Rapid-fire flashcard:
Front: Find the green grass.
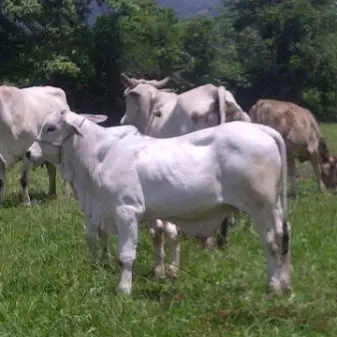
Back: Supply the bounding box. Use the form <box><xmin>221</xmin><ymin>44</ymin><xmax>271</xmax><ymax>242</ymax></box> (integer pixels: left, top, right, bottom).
<box><xmin>0</xmin><ymin>124</ymin><xmax>337</xmax><ymax>336</ymax></box>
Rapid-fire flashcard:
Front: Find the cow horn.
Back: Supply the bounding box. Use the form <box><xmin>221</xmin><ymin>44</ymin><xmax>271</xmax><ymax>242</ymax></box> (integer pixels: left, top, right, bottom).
<box><xmin>121</xmin><ymin>73</ymin><xmax>138</xmax><ymax>88</ymax></box>
<box><xmin>152</xmin><ymin>76</ymin><xmax>171</xmax><ymax>89</ymax></box>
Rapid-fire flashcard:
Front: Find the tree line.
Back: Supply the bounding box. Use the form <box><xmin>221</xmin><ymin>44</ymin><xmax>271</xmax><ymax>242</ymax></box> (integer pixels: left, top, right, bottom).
<box><xmin>1</xmin><ymin>0</ymin><xmax>337</xmax><ymax>124</ymax></box>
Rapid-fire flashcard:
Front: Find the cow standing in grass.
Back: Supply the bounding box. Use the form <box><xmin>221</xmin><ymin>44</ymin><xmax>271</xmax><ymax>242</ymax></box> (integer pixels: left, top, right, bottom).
<box><xmin>120</xmin><ymin>73</ymin><xmax>250</xmax><ymax>280</ymax></box>
<box><xmin>0</xmin><ymin>85</ymin><xmax>70</xmax><ymax>206</ymax></box>
<box><xmin>26</xmin><ymin>109</ymin><xmax>291</xmax><ymax>296</ymax></box>
<box><xmin>249</xmin><ymin>99</ymin><xmax>333</xmax><ymax>198</ymax></box>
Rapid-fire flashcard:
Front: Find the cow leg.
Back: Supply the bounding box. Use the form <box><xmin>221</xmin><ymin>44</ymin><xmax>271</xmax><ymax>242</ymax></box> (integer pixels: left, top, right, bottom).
<box><xmin>217</xmin><ymin>217</ymin><xmax>229</xmax><ymax>248</ymax></box>
<box><xmin>252</xmin><ymin>201</ymin><xmax>292</xmax><ymax>295</ymax></box>
<box><xmin>115</xmin><ymin>209</ymin><xmax>138</xmax><ymax>295</ymax></box>
<box><xmin>310</xmin><ymin>152</ymin><xmax>327</xmax><ymax>193</ymax></box>
<box><xmin>149</xmin><ymin>220</ymin><xmax>166</xmax><ymax>280</ymax></box>
<box><xmin>98</xmin><ymin>227</ymin><xmax>109</xmax><ymax>268</ymax></box>
<box><xmin>203</xmin><ymin>235</ymin><xmax>217</xmax><ymax>250</ymax></box>
<box><xmin>63</xmin><ymin>181</ymin><xmax>72</xmax><ymax>198</ymax></box>
<box><xmin>164</xmin><ymin>222</ymin><xmax>181</xmax><ymax>280</ymax></box>
<box><xmin>20</xmin><ymin>159</ymin><xmax>32</xmax><ymax>206</ymax></box>
<box><xmin>216</xmin><ymin>211</ymin><xmax>242</xmax><ymax>248</ymax></box>
<box><xmin>86</xmin><ymin>219</ymin><xmax>99</xmax><ymax>268</ymax></box>
<box><xmin>0</xmin><ymin>169</ymin><xmax>5</xmax><ymax>208</ymax></box>
<box><xmin>287</xmin><ymin>158</ymin><xmax>297</xmax><ymax>198</ymax></box>
<box><xmin>45</xmin><ymin>162</ymin><xmax>57</xmax><ymax>196</ymax></box>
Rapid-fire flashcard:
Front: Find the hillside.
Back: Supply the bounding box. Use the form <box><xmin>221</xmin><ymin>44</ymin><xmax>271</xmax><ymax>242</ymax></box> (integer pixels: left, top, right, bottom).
<box><xmin>156</xmin><ymin>0</ymin><xmax>222</xmax><ymax>17</ymax></box>
<box><xmin>89</xmin><ymin>0</ymin><xmax>222</xmax><ymax>24</ymax></box>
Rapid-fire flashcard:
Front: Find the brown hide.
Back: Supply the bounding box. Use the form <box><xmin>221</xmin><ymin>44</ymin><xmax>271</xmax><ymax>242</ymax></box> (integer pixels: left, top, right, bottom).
<box><xmin>249</xmin><ymin>99</ymin><xmax>329</xmax><ymax>164</ymax></box>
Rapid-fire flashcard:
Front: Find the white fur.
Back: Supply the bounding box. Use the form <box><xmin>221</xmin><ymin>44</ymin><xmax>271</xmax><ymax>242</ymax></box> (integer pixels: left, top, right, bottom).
<box><xmin>0</xmin><ymin>85</ymin><xmax>70</xmax><ymax>205</ymax></box>
<box><xmin>27</xmin><ymin>110</ymin><xmax>291</xmax><ymax>296</ymax></box>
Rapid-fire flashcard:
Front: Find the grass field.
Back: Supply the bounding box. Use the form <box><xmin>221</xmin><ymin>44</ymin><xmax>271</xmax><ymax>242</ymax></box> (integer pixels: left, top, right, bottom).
<box><xmin>1</xmin><ymin>124</ymin><xmax>337</xmax><ymax>336</ymax></box>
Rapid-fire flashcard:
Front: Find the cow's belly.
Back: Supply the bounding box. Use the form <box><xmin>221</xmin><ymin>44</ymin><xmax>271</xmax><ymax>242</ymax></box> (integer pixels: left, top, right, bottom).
<box><xmin>144</xmin><ymin>182</ymin><xmax>221</xmax><ymax>218</ymax></box>
<box><xmin>169</xmin><ymin>206</ymin><xmax>229</xmax><ymax>237</ymax></box>
<box><xmin>138</xmin><ymin>147</ymin><xmax>223</xmax><ymax>218</ymax></box>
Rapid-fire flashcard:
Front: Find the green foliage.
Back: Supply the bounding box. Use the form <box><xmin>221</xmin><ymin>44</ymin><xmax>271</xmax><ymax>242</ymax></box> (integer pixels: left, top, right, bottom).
<box><xmin>115</xmin><ymin>1</ymin><xmax>183</xmax><ymax>77</ymax></box>
<box><xmin>227</xmin><ymin>0</ymin><xmax>337</xmax><ymax>118</ymax></box>
<box><xmin>1</xmin><ymin>0</ymin><xmax>337</xmax><ymax>121</ymax></box>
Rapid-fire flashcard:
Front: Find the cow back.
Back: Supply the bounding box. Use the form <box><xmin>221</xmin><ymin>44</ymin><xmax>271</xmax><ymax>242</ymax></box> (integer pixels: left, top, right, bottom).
<box><xmin>249</xmin><ymin>99</ymin><xmax>325</xmax><ymax>162</ymax></box>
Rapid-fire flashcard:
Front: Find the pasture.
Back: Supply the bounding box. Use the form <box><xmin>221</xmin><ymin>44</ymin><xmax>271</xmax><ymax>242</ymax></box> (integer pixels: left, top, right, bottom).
<box><xmin>0</xmin><ymin>124</ymin><xmax>336</xmax><ymax>337</ymax></box>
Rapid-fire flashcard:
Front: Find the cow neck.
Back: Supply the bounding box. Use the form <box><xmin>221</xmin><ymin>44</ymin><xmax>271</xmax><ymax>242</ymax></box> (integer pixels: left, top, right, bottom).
<box><xmin>59</xmin><ymin>119</ymin><xmax>107</xmax><ymax>185</ymax></box>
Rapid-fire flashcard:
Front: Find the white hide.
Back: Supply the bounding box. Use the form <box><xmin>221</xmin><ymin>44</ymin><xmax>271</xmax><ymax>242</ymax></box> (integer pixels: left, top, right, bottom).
<box><xmin>120</xmin><ymin>78</ymin><xmax>250</xmax><ymax>278</ymax></box>
<box><xmin>121</xmin><ymin>83</ymin><xmax>251</xmax><ymax>138</ymax></box>
<box><xmin>27</xmin><ymin>110</ymin><xmax>291</xmax><ymax>297</ymax></box>
<box><xmin>0</xmin><ymin>85</ymin><xmax>70</xmax><ymax>205</ymax></box>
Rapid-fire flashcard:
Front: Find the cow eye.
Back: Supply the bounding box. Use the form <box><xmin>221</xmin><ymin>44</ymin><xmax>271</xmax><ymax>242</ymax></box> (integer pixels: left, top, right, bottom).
<box><xmin>46</xmin><ymin>127</ymin><xmax>56</xmax><ymax>133</ymax></box>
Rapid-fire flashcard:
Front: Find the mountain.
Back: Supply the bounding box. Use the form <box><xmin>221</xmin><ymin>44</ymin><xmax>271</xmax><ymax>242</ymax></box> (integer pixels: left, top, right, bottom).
<box><xmin>88</xmin><ymin>0</ymin><xmax>222</xmax><ymax>26</ymax></box>
<box><xmin>156</xmin><ymin>0</ymin><xmax>222</xmax><ymax>17</ymax></box>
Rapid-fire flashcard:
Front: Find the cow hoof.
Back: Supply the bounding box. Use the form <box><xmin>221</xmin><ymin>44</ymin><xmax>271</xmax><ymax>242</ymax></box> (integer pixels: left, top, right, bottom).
<box><xmin>167</xmin><ymin>266</ymin><xmax>179</xmax><ymax>280</ymax></box>
<box><xmin>268</xmin><ymin>279</ymin><xmax>292</xmax><ymax>296</ymax></box>
<box><xmin>202</xmin><ymin>236</ymin><xmax>217</xmax><ymax>250</ymax></box>
<box><xmin>117</xmin><ymin>283</ymin><xmax>132</xmax><ymax>296</ymax></box>
<box><xmin>154</xmin><ymin>268</ymin><xmax>166</xmax><ymax>281</ymax></box>
<box><xmin>22</xmin><ymin>200</ymin><xmax>31</xmax><ymax>206</ymax></box>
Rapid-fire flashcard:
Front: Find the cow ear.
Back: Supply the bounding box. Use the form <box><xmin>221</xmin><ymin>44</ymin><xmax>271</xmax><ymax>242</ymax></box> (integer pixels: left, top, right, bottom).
<box><xmin>62</xmin><ymin>110</ymin><xmax>83</xmax><ymax>136</ymax></box>
<box><xmin>81</xmin><ymin>114</ymin><xmax>108</xmax><ymax>124</ymax></box>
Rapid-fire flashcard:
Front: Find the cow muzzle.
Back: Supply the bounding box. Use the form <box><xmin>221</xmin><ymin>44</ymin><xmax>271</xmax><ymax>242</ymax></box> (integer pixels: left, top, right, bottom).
<box><xmin>25</xmin><ymin>142</ymin><xmax>45</xmax><ymax>164</ymax></box>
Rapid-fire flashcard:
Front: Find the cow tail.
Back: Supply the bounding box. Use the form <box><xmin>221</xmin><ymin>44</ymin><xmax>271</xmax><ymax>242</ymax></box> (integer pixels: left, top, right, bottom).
<box><xmin>255</xmin><ymin>124</ymin><xmax>289</xmax><ymax>256</ymax></box>
<box><xmin>276</xmin><ymin>132</ymin><xmax>289</xmax><ymax>256</ymax></box>
<box><xmin>217</xmin><ymin>86</ymin><xmax>226</xmax><ymax>124</ymax></box>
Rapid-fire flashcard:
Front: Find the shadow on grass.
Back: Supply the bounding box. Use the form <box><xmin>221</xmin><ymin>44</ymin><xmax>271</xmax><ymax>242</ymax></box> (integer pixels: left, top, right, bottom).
<box><xmin>2</xmin><ymin>191</ymin><xmax>57</xmax><ymax>209</ymax></box>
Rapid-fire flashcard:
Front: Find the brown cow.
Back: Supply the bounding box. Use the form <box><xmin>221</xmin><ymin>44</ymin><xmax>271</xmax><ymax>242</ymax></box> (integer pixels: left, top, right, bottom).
<box><xmin>249</xmin><ymin>99</ymin><xmax>331</xmax><ymax>197</ymax></box>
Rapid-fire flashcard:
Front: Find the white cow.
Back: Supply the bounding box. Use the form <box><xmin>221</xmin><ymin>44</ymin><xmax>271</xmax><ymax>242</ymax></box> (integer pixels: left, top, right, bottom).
<box><xmin>120</xmin><ymin>73</ymin><xmax>251</xmax><ymax>278</ymax></box>
<box><xmin>120</xmin><ymin>73</ymin><xmax>251</xmax><ymax>136</ymax></box>
<box><xmin>26</xmin><ymin>109</ymin><xmax>291</xmax><ymax>296</ymax></box>
<box><xmin>0</xmin><ymin>85</ymin><xmax>70</xmax><ymax>206</ymax></box>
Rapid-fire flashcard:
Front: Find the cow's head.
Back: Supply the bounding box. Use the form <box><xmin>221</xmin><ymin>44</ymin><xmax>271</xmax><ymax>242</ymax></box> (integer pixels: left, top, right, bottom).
<box><xmin>25</xmin><ymin>109</ymin><xmax>107</xmax><ymax>164</ymax></box>
<box><xmin>120</xmin><ymin>73</ymin><xmax>173</xmax><ymax>132</ymax></box>
<box><xmin>120</xmin><ymin>84</ymin><xmax>158</xmax><ymax>132</ymax></box>
<box><xmin>321</xmin><ymin>156</ymin><xmax>337</xmax><ymax>190</ymax></box>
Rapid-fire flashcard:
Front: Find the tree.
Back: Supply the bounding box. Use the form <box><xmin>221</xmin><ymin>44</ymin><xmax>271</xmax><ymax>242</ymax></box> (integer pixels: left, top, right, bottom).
<box><xmin>225</xmin><ymin>0</ymin><xmax>337</xmax><ymax>119</ymax></box>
